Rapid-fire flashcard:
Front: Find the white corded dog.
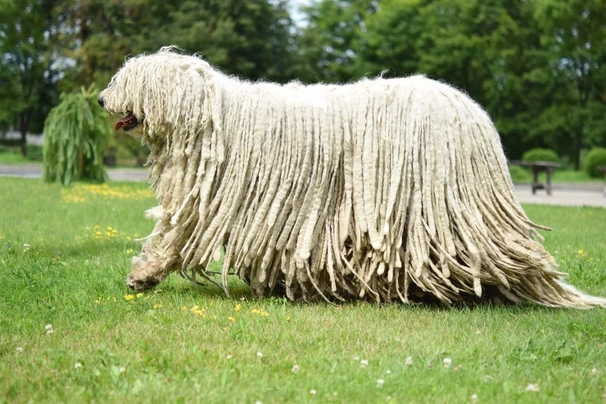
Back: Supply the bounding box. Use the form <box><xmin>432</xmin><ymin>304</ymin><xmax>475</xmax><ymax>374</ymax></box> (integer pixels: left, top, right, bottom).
<box><xmin>99</xmin><ymin>48</ymin><xmax>605</xmax><ymax>308</ymax></box>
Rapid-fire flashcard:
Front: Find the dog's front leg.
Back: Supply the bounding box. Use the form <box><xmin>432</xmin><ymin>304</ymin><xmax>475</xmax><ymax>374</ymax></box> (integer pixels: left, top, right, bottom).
<box><xmin>126</xmin><ymin>210</ymin><xmax>182</xmax><ymax>290</ymax></box>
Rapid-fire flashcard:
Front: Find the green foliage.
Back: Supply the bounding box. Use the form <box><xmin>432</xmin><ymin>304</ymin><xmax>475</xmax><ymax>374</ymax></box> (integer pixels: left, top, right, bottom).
<box><xmin>0</xmin><ymin>0</ymin><xmax>59</xmax><ymax>145</ymax></box>
<box><xmin>298</xmin><ymin>0</ymin><xmax>606</xmax><ymax>166</ymax></box>
<box><xmin>1</xmin><ymin>177</ymin><xmax>605</xmax><ymax>403</ymax></box>
<box><xmin>508</xmin><ymin>164</ymin><xmax>532</xmax><ymax>183</ymax></box>
<box><xmin>25</xmin><ymin>144</ymin><xmax>44</xmax><ymax>162</ymax></box>
<box><xmin>522</xmin><ymin>148</ymin><xmax>559</xmax><ymax>163</ymax></box>
<box><xmin>152</xmin><ymin>0</ymin><xmax>296</xmax><ymax>82</ymax></box>
<box><xmin>42</xmin><ymin>85</ymin><xmax>111</xmax><ymax>185</ymax></box>
<box><xmin>296</xmin><ymin>0</ymin><xmax>377</xmax><ymax>83</ymax></box>
<box><xmin>51</xmin><ymin>0</ymin><xmax>296</xmax><ymax>89</ymax></box>
<box><xmin>0</xmin><ymin>149</ymin><xmax>29</xmax><ymax>164</ymax></box>
<box><xmin>0</xmin><ymin>144</ymin><xmax>44</xmax><ymax>163</ymax></box>
<box><xmin>584</xmin><ymin>147</ymin><xmax>606</xmax><ymax>178</ymax></box>
<box><xmin>2</xmin><ymin>0</ymin><xmax>606</xmax><ymax>166</ymax></box>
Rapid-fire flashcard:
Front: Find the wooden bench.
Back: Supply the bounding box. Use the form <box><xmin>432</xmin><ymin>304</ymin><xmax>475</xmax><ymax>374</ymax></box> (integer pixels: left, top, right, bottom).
<box><xmin>598</xmin><ymin>166</ymin><xmax>606</xmax><ymax>195</ymax></box>
<box><xmin>510</xmin><ymin>160</ymin><xmax>561</xmax><ymax>195</ymax></box>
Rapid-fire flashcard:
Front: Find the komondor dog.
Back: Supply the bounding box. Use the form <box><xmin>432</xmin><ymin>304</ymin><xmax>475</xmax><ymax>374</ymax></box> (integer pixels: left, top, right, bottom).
<box><xmin>99</xmin><ymin>47</ymin><xmax>605</xmax><ymax>308</ymax></box>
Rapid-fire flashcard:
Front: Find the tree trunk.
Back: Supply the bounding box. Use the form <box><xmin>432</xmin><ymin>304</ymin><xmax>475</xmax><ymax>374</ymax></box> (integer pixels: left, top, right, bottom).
<box><xmin>19</xmin><ymin>113</ymin><xmax>28</xmax><ymax>157</ymax></box>
<box><xmin>574</xmin><ymin>130</ymin><xmax>582</xmax><ymax>171</ymax></box>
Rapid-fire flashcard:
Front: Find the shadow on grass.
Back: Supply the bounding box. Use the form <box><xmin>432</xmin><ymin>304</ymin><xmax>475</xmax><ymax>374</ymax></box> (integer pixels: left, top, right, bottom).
<box><xmin>150</xmin><ymin>272</ymin><xmax>553</xmax><ymax>315</ymax></box>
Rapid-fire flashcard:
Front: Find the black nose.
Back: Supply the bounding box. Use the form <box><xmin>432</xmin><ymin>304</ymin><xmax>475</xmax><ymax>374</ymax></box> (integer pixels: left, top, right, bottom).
<box><xmin>98</xmin><ymin>97</ymin><xmax>104</xmax><ymax>108</ymax></box>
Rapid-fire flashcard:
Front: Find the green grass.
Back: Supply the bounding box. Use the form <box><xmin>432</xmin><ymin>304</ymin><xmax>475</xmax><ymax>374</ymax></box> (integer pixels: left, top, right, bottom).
<box><xmin>0</xmin><ymin>150</ymin><xmax>30</xmax><ymax>164</ymax></box>
<box><xmin>0</xmin><ymin>145</ymin><xmax>44</xmax><ymax>163</ymax></box>
<box><xmin>1</xmin><ymin>177</ymin><xmax>605</xmax><ymax>403</ymax></box>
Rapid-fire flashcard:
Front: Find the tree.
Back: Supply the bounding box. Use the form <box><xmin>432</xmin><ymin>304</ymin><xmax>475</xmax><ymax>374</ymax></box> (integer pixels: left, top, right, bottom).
<box><xmin>134</xmin><ymin>0</ymin><xmax>297</xmax><ymax>82</ymax></box>
<box><xmin>43</xmin><ymin>85</ymin><xmax>111</xmax><ymax>185</ymax></box>
<box><xmin>351</xmin><ymin>0</ymin><xmax>606</xmax><ymax>164</ymax></box>
<box><xmin>51</xmin><ymin>0</ymin><xmax>150</xmax><ymax>91</ymax></box>
<box><xmin>530</xmin><ymin>0</ymin><xmax>606</xmax><ymax>168</ymax></box>
<box><xmin>296</xmin><ymin>0</ymin><xmax>377</xmax><ymax>83</ymax></box>
<box><xmin>52</xmin><ymin>0</ymin><xmax>297</xmax><ymax>87</ymax></box>
<box><xmin>0</xmin><ymin>0</ymin><xmax>59</xmax><ymax>155</ymax></box>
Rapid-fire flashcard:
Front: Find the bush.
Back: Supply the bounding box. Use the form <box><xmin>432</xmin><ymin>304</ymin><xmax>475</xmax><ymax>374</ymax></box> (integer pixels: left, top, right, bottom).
<box><xmin>584</xmin><ymin>147</ymin><xmax>606</xmax><ymax>178</ymax></box>
<box><xmin>508</xmin><ymin>164</ymin><xmax>531</xmax><ymax>183</ymax></box>
<box><xmin>26</xmin><ymin>145</ymin><xmax>44</xmax><ymax>162</ymax></box>
<box><xmin>522</xmin><ymin>148</ymin><xmax>559</xmax><ymax>163</ymax></box>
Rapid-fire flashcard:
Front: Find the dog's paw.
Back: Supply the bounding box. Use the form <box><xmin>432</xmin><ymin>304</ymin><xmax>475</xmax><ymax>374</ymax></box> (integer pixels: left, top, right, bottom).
<box><xmin>125</xmin><ymin>276</ymin><xmax>159</xmax><ymax>291</ymax></box>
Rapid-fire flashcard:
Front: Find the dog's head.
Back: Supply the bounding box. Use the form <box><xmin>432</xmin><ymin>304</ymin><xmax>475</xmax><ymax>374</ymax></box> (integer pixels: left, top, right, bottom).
<box><xmin>98</xmin><ymin>47</ymin><xmax>212</xmax><ymax>140</ymax></box>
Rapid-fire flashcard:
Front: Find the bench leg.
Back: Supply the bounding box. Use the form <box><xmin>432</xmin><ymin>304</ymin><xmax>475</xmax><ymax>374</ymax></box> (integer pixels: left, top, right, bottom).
<box><xmin>532</xmin><ymin>169</ymin><xmax>539</xmax><ymax>194</ymax></box>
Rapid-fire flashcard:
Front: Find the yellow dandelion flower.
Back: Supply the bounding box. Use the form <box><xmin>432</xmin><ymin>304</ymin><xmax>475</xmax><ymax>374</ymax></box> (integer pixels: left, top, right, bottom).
<box><xmin>228</xmin><ymin>316</ymin><xmax>236</xmax><ymax>323</ymax></box>
<box><xmin>191</xmin><ymin>307</ymin><xmax>205</xmax><ymax>316</ymax></box>
<box><xmin>578</xmin><ymin>250</ymin><xmax>585</xmax><ymax>257</ymax></box>
<box><xmin>153</xmin><ymin>304</ymin><xmax>162</xmax><ymax>309</ymax></box>
<box><xmin>181</xmin><ymin>306</ymin><xmax>188</xmax><ymax>311</ymax></box>
<box><xmin>250</xmin><ymin>308</ymin><xmax>269</xmax><ymax>317</ymax></box>
<box><xmin>136</xmin><ymin>293</ymin><xmax>143</xmax><ymax>298</ymax></box>
<box><xmin>124</xmin><ymin>294</ymin><xmax>135</xmax><ymax>301</ymax></box>
<box><xmin>235</xmin><ymin>303</ymin><xmax>242</xmax><ymax>312</ymax></box>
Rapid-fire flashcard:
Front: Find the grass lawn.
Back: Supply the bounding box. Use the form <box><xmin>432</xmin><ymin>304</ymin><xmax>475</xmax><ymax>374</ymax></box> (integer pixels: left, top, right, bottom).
<box><xmin>1</xmin><ymin>177</ymin><xmax>605</xmax><ymax>403</ymax></box>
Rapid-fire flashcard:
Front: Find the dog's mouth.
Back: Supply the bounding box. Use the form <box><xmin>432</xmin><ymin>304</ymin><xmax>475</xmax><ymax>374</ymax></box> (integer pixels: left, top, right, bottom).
<box><xmin>115</xmin><ymin>112</ymin><xmax>140</xmax><ymax>131</ymax></box>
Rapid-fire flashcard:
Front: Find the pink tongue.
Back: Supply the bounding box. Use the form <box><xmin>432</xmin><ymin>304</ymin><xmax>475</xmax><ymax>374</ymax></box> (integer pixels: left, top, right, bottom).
<box><xmin>115</xmin><ymin>113</ymin><xmax>135</xmax><ymax>130</ymax></box>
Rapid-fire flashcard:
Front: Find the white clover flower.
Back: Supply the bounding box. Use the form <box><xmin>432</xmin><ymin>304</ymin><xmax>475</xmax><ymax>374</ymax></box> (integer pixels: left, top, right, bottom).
<box><xmin>74</xmin><ymin>362</ymin><xmax>82</xmax><ymax>369</ymax></box>
<box><xmin>309</xmin><ymin>389</ymin><xmax>317</xmax><ymax>395</ymax></box>
<box><xmin>291</xmin><ymin>364</ymin><xmax>300</xmax><ymax>373</ymax></box>
<box><xmin>405</xmin><ymin>356</ymin><xmax>413</xmax><ymax>366</ymax></box>
<box><xmin>45</xmin><ymin>324</ymin><xmax>54</xmax><ymax>335</ymax></box>
<box><xmin>471</xmin><ymin>394</ymin><xmax>478</xmax><ymax>403</ymax></box>
<box><xmin>257</xmin><ymin>351</ymin><xmax>263</xmax><ymax>358</ymax></box>
<box><xmin>385</xmin><ymin>369</ymin><xmax>392</xmax><ymax>375</ymax></box>
<box><xmin>443</xmin><ymin>357</ymin><xmax>452</xmax><ymax>368</ymax></box>
<box><xmin>360</xmin><ymin>359</ymin><xmax>369</xmax><ymax>368</ymax></box>
<box><xmin>377</xmin><ymin>378</ymin><xmax>385</xmax><ymax>387</ymax></box>
<box><xmin>226</xmin><ymin>354</ymin><xmax>233</xmax><ymax>359</ymax></box>
<box><xmin>591</xmin><ymin>368</ymin><xmax>598</xmax><ymax>375</ymax></box>
<box><xmin>525</xmin><ymin>384</ymin><xmax>539</xmax><ymax>392</ymax></box>
<box><xmin>16</xmin><ymin>347</ymin><xmax>23</xmax><ymax>353</ymax></box>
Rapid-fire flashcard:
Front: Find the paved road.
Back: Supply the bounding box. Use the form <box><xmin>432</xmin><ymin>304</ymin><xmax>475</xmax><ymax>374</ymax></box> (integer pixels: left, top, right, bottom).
<box><xmin>2</xmin><ymin>163</ymin><xmax>605</xmax><ymax>208</ymax></box>
<box><xmin>513</xmin><ymin>184</ymin><xmax>605</xmax><ymax>208</ymax></box>
<box><xmin>0</xmin><ymin>163</ymin><xmax>148</xmax><ymax>181</ymax></box>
